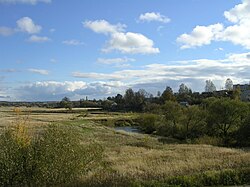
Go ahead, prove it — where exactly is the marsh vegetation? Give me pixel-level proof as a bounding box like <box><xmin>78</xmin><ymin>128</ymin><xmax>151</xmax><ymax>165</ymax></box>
<box><xmin>0</xmin><ymin>105</ymin><xmax>249</xmax><ymax>186</ymax></box>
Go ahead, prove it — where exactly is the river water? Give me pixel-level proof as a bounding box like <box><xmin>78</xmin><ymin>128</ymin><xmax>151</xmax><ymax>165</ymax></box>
<box><xmin>114</xmin><ymin>126</ymin><xmax>142</xmax><ymax>133</ymax></box>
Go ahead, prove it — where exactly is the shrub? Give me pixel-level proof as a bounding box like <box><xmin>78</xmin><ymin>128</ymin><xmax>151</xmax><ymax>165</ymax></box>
<box><xmin>237</xmin><ymin>115</ymin><xmax>250</xmax><ymax>146</ymax></box>
<box><xmin>0</xmin><ymin>124</ymin><xmax>103</xmax><ymax>186</ymax></box>
<box><xmin>193</xmin><ymin>135</ymin><xmax>223</xmax><ymax>146</ymax></box>
<box><xmin>137</xmin><ymin>114</ymin><xmax>158</xmax><ymax>134</ymax></box>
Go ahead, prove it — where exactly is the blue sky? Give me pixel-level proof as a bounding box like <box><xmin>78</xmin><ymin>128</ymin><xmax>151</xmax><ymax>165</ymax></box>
<box><xmin>0</xmin><ymin>0</ymin><xmax>250</xmax><ymax>101</ymax></box>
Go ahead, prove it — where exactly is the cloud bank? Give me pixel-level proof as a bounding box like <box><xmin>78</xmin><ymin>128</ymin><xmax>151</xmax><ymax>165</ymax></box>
<box><xmin>9</xmin><ymin>52</ymin><xmax>249</xmax><ymax>101</ymax></box>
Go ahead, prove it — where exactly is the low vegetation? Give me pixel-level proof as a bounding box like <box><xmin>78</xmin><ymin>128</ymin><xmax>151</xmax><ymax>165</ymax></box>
<box><xmin>0</xmin><ymin>121</ymin><xmax>103</xmax><ymax>186</ymax></box>
<box><xmin>0</xmin><ymin>95</ymin><xmax>250</xmax><ymax>186</ymax></box>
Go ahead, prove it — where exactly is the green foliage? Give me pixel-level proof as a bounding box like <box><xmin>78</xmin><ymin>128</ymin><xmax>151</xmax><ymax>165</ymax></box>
<box><xmin>232</xmin><ymin>86</ymin><xmax>241</xmax><ymax>100</ymax></box>
<box><xmin>161</xmin><ymin>86</ymin><xmax>176</xmax><ymax>103</ymax></box>
<box><xmin>179</xmin><ymin>105</ymin><xmax>206</xmax><ymax>140</ymax></box>
<box><xmin>60</xmin><ymin>97</ymin><xmax>73</xmax><ymax>110</ymax></box>
<box><xmin>134</xmin><ymin>97</ymin><xmax>250</xmax><ymax>146</ymax></box>
<box><xmin>162</xmin><ymin>101</ymin><xmax>182</xmax><ymax>127</ymax></box>
<box><xmin>143</xmin><ymin>102</ymin><xmax>161</xmax><ymax>113</ymax></box>
<box><xmin>137</xmin><ymin>113</ymin><xmax>159</xmax><ymax>134</ymax></box>
<box><xmin>139</xmin><ymin>169</ymin><xmax>250</xmax><ymax>187</ymax></box>
<box><xmin>178</xmin><ymin>83</ymin><xmax>192</xmax><ymax>95</ymax></box>
<box><xmin>0</xmin><ymin>124</ymin><xmax>103</xmax><ymax>186</ymax></box>
<box><xmin>160</xmin><ymin>101</ymin><xmax>183</xmax><ymax>138</ymax></box>
<box><xmin>237</xmin><ymin>115</ymin><xmax>250</xmax><ymax>146</ymax></box>
<box><xmin>84</xmin><ymin>168</ymin><xmax>250</xmax><ymax>187</ymax></box>
<box><xmin>193</xmin><ymin>135</ymin><xmax>223</xmax><ymax>146</ymax></box>
<box><xmin>124</xmin><ymin>88</ymin><xmax>147</xmax><ymax>111</ymax></box>
<box><xmin>206</xmin><ymin>98</ymin><xmax>248</xmax><ymax>145</ymax></box>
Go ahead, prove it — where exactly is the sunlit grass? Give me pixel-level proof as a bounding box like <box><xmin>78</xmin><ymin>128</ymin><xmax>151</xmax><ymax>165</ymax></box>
<box><xmin>0</xmin><ymin>106</ymin><xmax>249</xmax><ymax>186</ymax></box>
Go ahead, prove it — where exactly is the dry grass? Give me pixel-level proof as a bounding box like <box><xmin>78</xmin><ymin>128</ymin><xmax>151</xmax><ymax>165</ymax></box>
<box><xmin>0</xmin><ymin>106</ymin><xmax>249</xmax><ymax>185</ymax></box>
<box><xmin>0</xmin><ymin>107</ymin><xmax>138</xmax><ymax>129</ymax></box>
<box><xmin>0</xmin><ymin>107</ymin><xmax>92</xmax><ymax>128</ymax></box>
<box><xmin>79</xmin><ymin>122</ymin><xmax>250</xmax><ymax>182</ymax></box>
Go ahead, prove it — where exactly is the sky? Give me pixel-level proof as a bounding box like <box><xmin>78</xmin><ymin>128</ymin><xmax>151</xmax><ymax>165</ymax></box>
<box><xmin>0</xmin><ymin>0</ymin><xmax>250</xmax><ymax>101</ymax></box>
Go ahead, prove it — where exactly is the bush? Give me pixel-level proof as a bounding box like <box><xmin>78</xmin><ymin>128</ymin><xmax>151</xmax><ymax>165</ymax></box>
<box><xmin>137</xmin><ymin>114</ymin><xmax>159</xmax><ymax>134</ymax></box>
<box><xmin>193</xmin><ymin>135</ymin><xmax>223</xmax><ymax>146</ymax></box>
<box><xmin>0</xmin><ymin>124</ymin><xmax>103</xmax><ymax>186</ymax></box>
<box><xmin>237</xmin><ymin>115</ymin><xmax>250</xmax><ymax>146</ymax></box>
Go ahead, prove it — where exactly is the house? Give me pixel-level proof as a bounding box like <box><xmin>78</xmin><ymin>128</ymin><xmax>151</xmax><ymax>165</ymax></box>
<box><xmin>233</xmin><ymin>84</ymin><xmax>250</xmax><ymax>101</ymax></box>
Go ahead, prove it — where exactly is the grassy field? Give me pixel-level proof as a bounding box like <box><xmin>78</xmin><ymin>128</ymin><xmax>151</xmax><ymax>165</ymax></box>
<box><xmin>0</xmin><ymin>106</ymin><xmax>250</xmax><ymax>186</ymax></box>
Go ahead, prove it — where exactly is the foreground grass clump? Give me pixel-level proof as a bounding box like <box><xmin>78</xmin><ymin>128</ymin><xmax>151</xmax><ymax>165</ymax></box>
<box><xmin>0</xmin><ymin>124</ymin><xmax>102</xmax><ymax>187</ymax></box>
<box><xmin>82</xmin><ymin>168</ymin><xmax>250</xmax><ymax>187</ymax></box>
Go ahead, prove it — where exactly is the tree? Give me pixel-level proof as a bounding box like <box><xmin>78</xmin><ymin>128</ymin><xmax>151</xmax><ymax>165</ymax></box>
<box><xmin>161</xmin><ymin>86</ymin><xmax>176</xmax><ymax>103</ymax></box>
<box><xmin>232</xmin><ymin>85</ymin><xmax>241</xmax><ymax>100</ymax></box>
<box><xmin>60</xmin><ymin>97</ymin><xmax>72</xmax><ymax>110</ymax></box>
<box><xmin>237</xmin><ymin>114</ymin><xmax>250</xmax><ymax>146</ymax></box>
<box><xmin>205</xmin><ymin>80</ymin><xmax>216</xmax><ymax>92</ymax></box>
<box><xmin>180</xmin><ymin>105</ymin><xmax>206</xmax><ymax>140</ymax></box>
<box><xmin>225</xmin><ymin>78</ymin><xmax>233</xmax><ymax>90</ymax></box>
<box><xmin>134</xmin><ymin>90</ymin><xmax>146</xmax><ymax>111</ymax></box>
<box><xmin>114</xmin><ymin>94</ymin><xmax>123</xmax><ymax>104</ymax></box>
<box><xmin>161</xmin><ymin>101</ymin><xmax>182</xmax><ymax>136</ymax></box>
<box><xmin>123</xmin><ymin>88</ymin><xmax>146</xmax><ymax>111</ymax></box>
<box><xmin>124</xmin><ymin>88</ymin><xmax>135</xmax><ymax>111</ymax></box>
<box><xmin>177</xmin><ymin>83</ymin><xmax>192</xmax><ymax>103</ymax></box>
<box><xmin>206</xmin><ymin>98</ymin><xmax>248</xmax><ymax>145</ymax></box>
<box><xmin>178</xmin><ymin>83</ymin><xmax>191</xmax><ymax>94</ymax></box>
<box><xmin>157</xmin><ymin>91</ymin><xmax>161</xmax><ymax>97</ymax></box>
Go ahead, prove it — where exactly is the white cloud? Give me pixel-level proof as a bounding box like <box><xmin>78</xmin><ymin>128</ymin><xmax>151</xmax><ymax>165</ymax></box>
<box><xmin>28</xmin><ymin>35</ymin><xmax>51</xmax><ymax>42</ymax></box>
<box><xmin>103</xmin><ymin>32</ymin><xmax>160</xmax><ymax>54</ymax></box>
<box><xmin>72</xmin><ymin>52</ymin><xmax>250</xmax><ymax>94</ymax></box>
<box><xmin>139</xmin><ymin>12</ymin><xmax>171</xmax><ymax>23</ymax></box>
<box><xmin>16</xmin><ymin>17</ymin><xmax>42</xmax><ymax>34</ymax></box>
<box><xmin>28</xmin><ymin>68</ymin><xmax>49</xmax><ymax>75</ymax></box>
<box><xmin>62</xmin><ymin>39</ymin><xmax>84</xmax><ymax>46</ymax></box>
<box><xmin>6</xmin><ymin>52</ymin><xmax>250</xmax><ymax>101</ymax></box>
<box><xmin>97</xmin><ymin>57</ymin><xmax>134</xmax><ymax>68</ymax></box>
<box><xmin>177</xmin><ymin>0</ymin><xmax>250</xmax><ymax>49</ymax></box>
<box><xmin>0</xmin><ymin>17</ymin><xmax>44</xmax><ymax>38</ymax></box>
<box><xmin>84</xmin><ymin>19</ymin><xmax>159</xmax><ymax>54</ymax></box>
<box><xmin>224</xmin><ymin>0</ymin><xmax>250</xmax><ymax>23</ymax></box>
<box><xmin>0</xmin><ymin>0</ymin><xmax>51</xmax><ymax>5</ymax></box>
<box><xmin>97</xmin><ymin>57</ymin><xmax>135</xmax><ymax>64</ymax></box>
<box><xmin>83</xmin><ymin>20</ymin><xmax>126</xmax><ymax>34</ymax></box>
<box><xmin>177</xmin><ymin>24</ymin><xmax>224</xmax><ymax>49</ymax></box>
<box><xmin>0</xmin><ymin>26</ymin><xmax>15</xmax><ymax>36</ymax></box>
<box><xmin>72</xmin><ymin>72</ymin><xmax>123</xmax><ymax>80</ymax></box>
<box><xmin>220</xmin><ymin>21</ymin><xmax>250</xmax><ymax>49</ymax></box>
<box><xmin>219</xmin><ymin>0</ymin><xmax>250</xmax><ymax>49</ymax></box>
<box><xmin>215</xmin><ymin>47</ymin><xmax>224</xmax><ymax>51</ymax></box>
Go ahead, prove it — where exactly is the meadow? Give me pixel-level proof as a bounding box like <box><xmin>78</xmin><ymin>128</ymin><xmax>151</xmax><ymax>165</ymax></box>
<box><xmin>0</xmin><ymin>106</ymin><xmax>249</xmax><ymax>186</ymax></box>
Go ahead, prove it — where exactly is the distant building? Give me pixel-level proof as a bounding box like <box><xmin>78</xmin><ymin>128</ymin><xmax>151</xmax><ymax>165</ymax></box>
<box><xmin>233</xmin><ymin>84</ymin><xmax>250</xmax><ymax>91</ymax></box>
<box><xmin>233</xmin><ymin>84</ymin><xmax>250</xmax><ymax>101</ymax></box>
<box><xmin>201</xmin><ymin>90</ymin><xmax>229</xmax><ymax>98</ymax></box>
<box><xmin>179</xmin><ymin>101</ymin><xmax>189</xmax><ymax>107</ymax></box>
